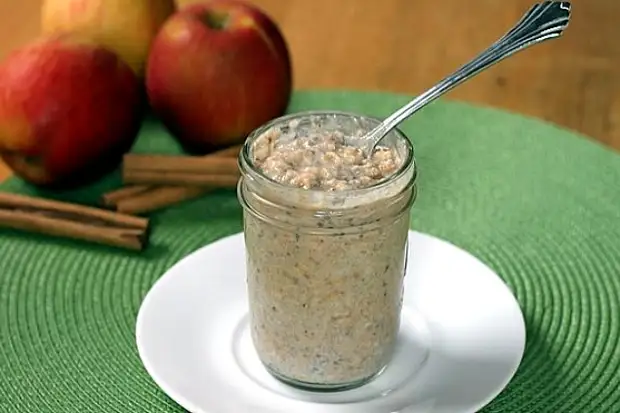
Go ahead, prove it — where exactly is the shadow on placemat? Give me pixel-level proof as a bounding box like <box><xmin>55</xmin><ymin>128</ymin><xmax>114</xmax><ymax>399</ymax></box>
<box><xmin>1</xmin><ymin>90</ymin><xmax>619</xmax><ymax>413</ymax></box>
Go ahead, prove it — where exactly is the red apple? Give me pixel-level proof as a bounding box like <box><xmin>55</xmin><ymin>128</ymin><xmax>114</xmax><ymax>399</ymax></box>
<box><xmin>146</xmin><ymin>0</ymin><xmax>292</xmax><ymax>153</ymax></box>
<box><xmin>0</xmin><ymin>35</ymin><xmax>144</xmax><ymax>188</ymax></box>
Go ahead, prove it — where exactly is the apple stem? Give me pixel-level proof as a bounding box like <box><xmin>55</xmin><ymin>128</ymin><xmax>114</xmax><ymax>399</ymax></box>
<box><xmin>203</xmin><ymin>11</ymin><xmax>229</xmax><ymax>30</ymax></box>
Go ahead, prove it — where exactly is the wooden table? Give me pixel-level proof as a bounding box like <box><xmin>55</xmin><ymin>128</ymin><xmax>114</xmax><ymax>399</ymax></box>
<box><xmin>1</xmin><ymin>0</ymin><xmax>618</xmax><ymax>182</ymax></box>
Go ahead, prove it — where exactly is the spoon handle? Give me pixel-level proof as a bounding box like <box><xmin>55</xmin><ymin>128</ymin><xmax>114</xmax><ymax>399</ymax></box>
<box><xmin>365</xmin><ymin>1</ymin><xmax>572</xmax><ymax>147</ymax></box>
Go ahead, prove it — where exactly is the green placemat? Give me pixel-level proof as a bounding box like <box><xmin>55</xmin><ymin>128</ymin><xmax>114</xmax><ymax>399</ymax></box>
<box><xmin>1</xmin><ymin>90</ymin><xmax>619</xmax><ymax>412</ymax></box>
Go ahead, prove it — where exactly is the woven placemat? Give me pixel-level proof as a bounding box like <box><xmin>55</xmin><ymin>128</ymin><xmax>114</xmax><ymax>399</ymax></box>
<box><xmin>1</xmin><ymin>90</ymin><xmax>619</xmax><ymax>412</ymax></box>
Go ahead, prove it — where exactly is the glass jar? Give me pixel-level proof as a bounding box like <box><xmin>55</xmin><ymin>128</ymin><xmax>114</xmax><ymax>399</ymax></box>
<box><xmin>237</xmin><ymin>111</ymin><xmax>417</xmax><ymax>391</ymax></box>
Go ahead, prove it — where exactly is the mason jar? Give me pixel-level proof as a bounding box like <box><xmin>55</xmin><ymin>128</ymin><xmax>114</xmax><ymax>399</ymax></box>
<box><xmin>237</xmin><ymin>110</ymin><xmax>417</xmax><ymax>391</ymax></box>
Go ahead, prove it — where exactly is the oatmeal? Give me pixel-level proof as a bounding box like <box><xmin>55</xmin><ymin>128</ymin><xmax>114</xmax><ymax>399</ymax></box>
<box><xmin>244</xmin><ymin>211</ymin><xmax>410</xmax><ymax>386</ymax></box>
<box><xmin>238</xmin><ymin>112</ymin><xmax>417</xmax><ymax>390</ymax></box>
<box><xmin>251</xmin><ymin>125</ymin><xmax>402</xmax><ymax>191</ymax></box>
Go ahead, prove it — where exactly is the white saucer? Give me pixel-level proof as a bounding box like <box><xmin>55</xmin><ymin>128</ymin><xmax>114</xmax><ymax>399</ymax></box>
<box><xmin>136</xmin><ymin>231</ymin><xmax>526</xmax><ymax>413</ymax></box>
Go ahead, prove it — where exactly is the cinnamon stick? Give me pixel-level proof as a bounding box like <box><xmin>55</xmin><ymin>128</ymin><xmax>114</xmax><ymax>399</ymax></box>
<box><xmin>0</xmin><ymin>192</ymin><xmax>150</xmax><ymax>251</ymax></box>
<box><xmin>126</xmin><ymin>154</ymin><xmax>240</xmax><ymax>175</ymax></box>
<box><xmin>123</xmin><ymin>154</ymin><xmax>240</xmax><ymax>186</ymax></box>
<box><xmin>103</xmin><ymin>144</ymin><xmax>242</xmax><ymax>214</ymax></box>
<box><xmin>199</xmin><ymin>144</ymin><xmax>243</xmax><ymax>158</ymax></box>
<box><xmin>105</xmin><ymin>185</ymin><xmax>214</xmax><ymax>215</ymax></box>
<box><xmin>125</xmin><ymin>170</ymin><xmax>239</xmax><ymax>187</ymax></box>
<box><xmin>114</xmin><ymin>186</ymin><xmax>209</xmax><ymax>214</ymax></box>
<box><xmin>101</xmin><ymin>185</ymin><xmax>152</xmax><ymax>207</ymax></box>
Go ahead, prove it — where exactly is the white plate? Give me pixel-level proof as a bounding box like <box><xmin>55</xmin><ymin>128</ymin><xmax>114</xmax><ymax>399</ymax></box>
<box><xmin>136</xmin><ymin>230</ymin><xmax>526</xmax><ymax>413</ymax></box>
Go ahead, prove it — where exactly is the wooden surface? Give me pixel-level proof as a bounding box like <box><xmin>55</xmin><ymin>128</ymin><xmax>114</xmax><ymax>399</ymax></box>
<box><xmin>1</xmin><ymin>0</ymin><xmax>618</xmax><ymax>182</ymax></box>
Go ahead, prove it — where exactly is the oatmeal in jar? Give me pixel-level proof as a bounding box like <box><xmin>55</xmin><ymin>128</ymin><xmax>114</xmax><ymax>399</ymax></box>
<box><xmin>237</xmin><ymin>111</ymin><xmax>417</xmax><ymax>391</ymax></box>
<box><xmin>251</xmin><ymin>125</ymin><xmax>402</xmax><ymax>191</ymax></box>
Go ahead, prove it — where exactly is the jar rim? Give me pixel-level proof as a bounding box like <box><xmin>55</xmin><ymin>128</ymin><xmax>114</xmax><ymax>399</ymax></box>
<box><xmin>238</xmin><ymin>110</ymin><xmax>417</xmax><ymax>205</ymax></box>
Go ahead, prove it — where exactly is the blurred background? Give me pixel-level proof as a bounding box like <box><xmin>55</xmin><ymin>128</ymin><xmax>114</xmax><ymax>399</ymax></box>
<box><xmin>0</xmin><ymin>0</ymin><xmax>617</xmax><ymax>173</ymax></box>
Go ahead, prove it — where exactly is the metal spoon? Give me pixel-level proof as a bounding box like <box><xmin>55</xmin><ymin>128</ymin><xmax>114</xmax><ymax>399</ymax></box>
<box><xmin>359</xmin><ymin>1</ymin><xmax>572</xmax><ymax>154</ymax></box>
